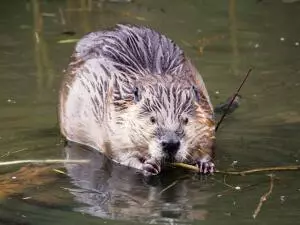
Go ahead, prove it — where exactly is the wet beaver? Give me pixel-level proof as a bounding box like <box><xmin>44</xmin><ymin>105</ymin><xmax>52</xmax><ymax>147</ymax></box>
<box><xmin>59</xmin><ymin>24</ymin><xmax>215</xmax><ymax>176</ymax></box>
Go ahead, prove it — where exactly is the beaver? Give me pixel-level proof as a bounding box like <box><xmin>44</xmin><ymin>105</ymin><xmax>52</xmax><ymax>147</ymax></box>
<box><xmin>59</xmin><ymin>24</ymin><xmax>215</xmax><ymax>176</ymax></box>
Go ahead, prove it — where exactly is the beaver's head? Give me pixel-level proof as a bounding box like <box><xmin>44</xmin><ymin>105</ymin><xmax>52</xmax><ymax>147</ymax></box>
<box><xmin>114</xmin><ymin>75</ymin><xmax>215</xmax><ymax>167</ymax></box>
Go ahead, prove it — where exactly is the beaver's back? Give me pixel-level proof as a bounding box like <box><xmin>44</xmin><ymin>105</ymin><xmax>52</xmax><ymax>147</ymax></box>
<box><xmin>65</xmin><ymin>25</ymin><xmax>211</xmax><ymax>108</ymax></box>
<box><xmin>73</xmin><ymin>24</ymin><xmax>185</xmax><ymax>78</ymax></box>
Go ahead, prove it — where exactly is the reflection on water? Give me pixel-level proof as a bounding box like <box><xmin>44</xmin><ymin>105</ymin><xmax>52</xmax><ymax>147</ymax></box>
<box><xmin>64</xmin><ymin>143</ymin><xmax>214</xmax><ymax>223</ymax></box>
<box><xmin>0</xmin><ymin>0</ymin><xmax>300</xmax><ymax>224</ymax></box>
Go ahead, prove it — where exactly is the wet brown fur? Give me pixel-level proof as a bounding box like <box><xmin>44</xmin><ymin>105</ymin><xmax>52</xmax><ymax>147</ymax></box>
<box><xmin>58</xmin><ymin>25</ymin><xmax>215</xmax><ymax>175</ymax></box>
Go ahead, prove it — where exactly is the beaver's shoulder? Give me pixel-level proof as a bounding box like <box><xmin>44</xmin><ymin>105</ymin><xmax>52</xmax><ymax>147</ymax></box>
<box><xmin>73</xmin><ymin>24</ymin><xmax>187</xmax><ymax>77</ymax></box>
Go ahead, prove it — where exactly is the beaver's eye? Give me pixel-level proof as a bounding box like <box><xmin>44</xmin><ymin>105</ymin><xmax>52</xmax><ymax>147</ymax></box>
<box><xmin>183</xmin><ymin>117</ymin><xmax>189</xmax><ymax>125</ymax></box>
<box><xmin>150</xmin><ymin>116</ymin><xmax>156</xmax><ymax>124</ymax></box>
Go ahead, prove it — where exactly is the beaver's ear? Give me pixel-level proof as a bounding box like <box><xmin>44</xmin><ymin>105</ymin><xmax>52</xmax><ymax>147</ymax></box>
<box><xmin>133</xmin><ymin>87</ymin><xmax>141</xmax><ymax>102</ymax></box>
<box><xmin>192</xmin><ymin>85</ymin><xmax>213</xmax><ymax>113</ymax></box>
<box><xmin>192</xmin><ymin>86</ymin><xmax>202</xmax><ymax>104</ymax></box>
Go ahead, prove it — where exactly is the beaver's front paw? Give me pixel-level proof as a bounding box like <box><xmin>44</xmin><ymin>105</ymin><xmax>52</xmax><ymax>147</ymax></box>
<box><xmin>142</xmin><ymin>159</ymin><xmax>161</xmax><ymax>176</ymax></box>
<box><xmin>195</xmin><ymin>158</ymin><xmax>215</xmax><ymax>174</ymax></box>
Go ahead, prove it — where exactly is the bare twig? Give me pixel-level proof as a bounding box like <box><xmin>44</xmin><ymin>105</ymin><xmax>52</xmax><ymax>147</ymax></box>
<box><xmin>217</xmin><ymin>166</ymin><xmax>300</xmax><ymax>175</ymax></box>
<box><xmin>0</xmin><ymin>148</ymin><xmax>28</xmax><ymax>158</ymax></box>
<box><xmin>0</xmin><ymin>159</ymin><xmax>89</xmax><ymax>166</ymax></box>
<box><xmin>215</xmin><ymin>68</ymin><xmax>253</xmax><ymax>131</ymax></box>
<box><xmin>171</xmin><ymin>163</ymin><xmax>199</xmax><ymax>171</ymax></box>
<box><xmin>211</xmin><ymin>176</ymin><xmax>236</xmax><ymax>190</ymax></box>
<box><xmin>158</xmin><ymin>181</ymin><xmax>178</xmax><ymax>195</ymax></box>
<box><xmin>58</xmin><ymin>7</ymin><xmax>66</xmax><ymax>26</ymax></box>
<box><xmin>57</xmin><ymin>39</ymin><xmax>79</xmax><ymax>44</ymax></box>
<box><xmin>252</xmin><ymin>174</ymin><xmax>275</xmax><ymax>219</ymax></box>
<box><xmin>171</xmin><ymin>163</ymin><xmax>300</xmax><ymax>175</ymax></box>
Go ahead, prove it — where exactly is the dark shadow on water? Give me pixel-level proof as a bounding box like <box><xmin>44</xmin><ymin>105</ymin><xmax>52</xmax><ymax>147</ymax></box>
<box><xmin>64</xmin><ymin>142</ymin><xmax>214</xmax><ymax>223</ymax></box>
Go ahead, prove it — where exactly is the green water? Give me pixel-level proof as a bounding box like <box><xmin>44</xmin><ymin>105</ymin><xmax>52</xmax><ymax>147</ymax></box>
<box><xmin>0</xmin><ymin>0</ymin><xmax>300</xmax><ymax>224</ymax></box>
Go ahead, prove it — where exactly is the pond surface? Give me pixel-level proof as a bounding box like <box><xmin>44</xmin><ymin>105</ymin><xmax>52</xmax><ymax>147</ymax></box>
<box><xmin>0</xmin><ymin>0</ymin><xmax>300</xmax><ymax>224</ymax></box>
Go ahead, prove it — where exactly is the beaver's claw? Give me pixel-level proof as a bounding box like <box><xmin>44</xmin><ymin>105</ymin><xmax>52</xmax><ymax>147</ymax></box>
<box><xmin>195</xmin><ymin>158</ymin><xmax>215</xmax><ymax>174</ymax></box>
<box><xmin>142</xmin><ymin>159</ymin><xmax>161</xmax><ymax>176</ymax></box>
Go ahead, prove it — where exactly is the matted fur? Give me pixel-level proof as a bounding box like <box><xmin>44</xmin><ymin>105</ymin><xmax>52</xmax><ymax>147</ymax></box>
<box><xmin>59</xmin><ymin>24</ymin><xmax>215</xmax><ymax>174</ymax></box>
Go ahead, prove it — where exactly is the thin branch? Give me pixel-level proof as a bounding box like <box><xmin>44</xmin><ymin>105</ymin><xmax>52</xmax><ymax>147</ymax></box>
<box><xmin>216</xmin><ymin>166</ymin><xmax>300</xmax><ymax>175</ymax></box>
<box><xmin>215</xmin><ymin>68</ymin><xmax>253</xmax><ymax>131</ymax></box>
<box><xmin>252</xmin><ymin>174</ymin><xmax>275</xmax><ymax>219</ymax></box>
<box><xmin>0</xmin><ymin>148</ymin><xmax>28</xmax><ymax>158</ymax></box>
<box><xmin>171</xmin><ymin>163</ymin><xmax>300</xmax><ymax>175</ymax></box>
<box><xmin>211</xmin><ymin>176</ymin><xmax>236</xmax><ymax>190</ymax></box>
<box><xmin>58</xmin><ymin>7</ymin><xmax>66</xmax><ymax>26</ymax></box>
<box><xmin>0</xmin><ymin>159</ymin><xmax>89</xmax><ymax>166</ymax></box>
<box><xmin>158</xmin><ymin>181</ymin><xmax>179</xmax><ymax>195</ymax></box>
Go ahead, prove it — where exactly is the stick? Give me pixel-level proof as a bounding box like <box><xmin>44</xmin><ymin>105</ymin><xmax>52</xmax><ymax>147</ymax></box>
<box><xmin>0</xmin><ymin>159</ymin><xmax>89</xmax><ymax>166</ymax></box>
<box><xmin>252</xmin><ymin>174</ymin><xmax>274</xmax><ymax>219</ymax></box>
<box><xmin>215</xmin><ymin>68</ymin><xmax>253</xmax><ymax>131</ymax></box>
<box><xmin>171</xmin><ymin>163</ymin><xmax>300</xmax><ymax>175</ymax></box>
<box><xmin>58</xmin><ymin>7</ymin><xmax>66</xmax><ymax>26</ymax></box>
<box><xmin>158</xmin><ymin>181</ymin><xmax>178</xmax><ymax>195</ymax></box>
<box><xmin>0</xmin><ymin>148</ymin><xmax>28</xmax><ymax>158</ymax></box>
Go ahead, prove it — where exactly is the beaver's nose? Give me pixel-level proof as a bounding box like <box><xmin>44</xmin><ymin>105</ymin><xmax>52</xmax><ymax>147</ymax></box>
<box><xmin>161</xmin><ymin>140</ymin><xmax>180</xmax><ymax>156</ymax></box>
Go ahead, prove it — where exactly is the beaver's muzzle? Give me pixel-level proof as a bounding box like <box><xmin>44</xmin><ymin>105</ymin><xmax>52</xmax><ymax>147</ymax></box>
<box><xmin>160</xmin><ymin>131</ymin><xmax>180</xmax><ymax>159</ymax></box>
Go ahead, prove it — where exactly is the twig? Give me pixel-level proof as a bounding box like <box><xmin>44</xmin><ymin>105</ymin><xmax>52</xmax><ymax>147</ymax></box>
<box><xmin>53</xmin><ymin>168</ymin><xmax>67</xmax><ymax>175</ymax></box>
<box><xmin>142</xmin><ymin>180</ymin><xmax>179</xmax><ymax>207</ymax></box>
<box><xmin>0</xmin><ymin>159</ymin><xmax>89</xmax><ymax>166</ymax></box>
<box><xmin>171</xmin><ymin>163</ymin><xmax>300</xmax><ymax>175</ymax></box>
<box><xmin>171</xmin><ymin>163</ymin><xmax>199</xmax><ymax>171</ymax></box>
<box><xmin>211</xmin><ymin>176</ymin><xmax>236</xmax><ymax>190</ymax></box>
<box><xmin>215</xmin><ymin>68</ymin><xmax>253</xmax><ymax>131</ymax></box>
<box><xmin>158</xmin><ymin>181</ymin><xmax>178</xmax><ymax>195</ymax></box>
<box><xmin>216</xmin><ymin>166</ymin><xmax>300</xmax><ymax>175</ymax></box>
<box><xmin>0</xmin><ymin>148</ymin><xmax>28</xmax><ymax>158</ymax></box>
<box><xmin>57</xmin><ymin>39</ymin><xmax>79</xmax><ymax>44</ymax></box>
<box><xmin>58</xmin><ymin>7</ymin><xmax>66</xmax><ymax>26</ymax></box>
<box><xmin>252</xmin><ymin>174</ymin><xmax>275</xmax><ymax>219</ymax></box>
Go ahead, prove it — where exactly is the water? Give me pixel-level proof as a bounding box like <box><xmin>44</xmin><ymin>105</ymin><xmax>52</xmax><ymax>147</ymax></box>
<box><xmin>0</xmin><ymin>0</ymin><xmax>300</xmax><ymax>224</ymax></box>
